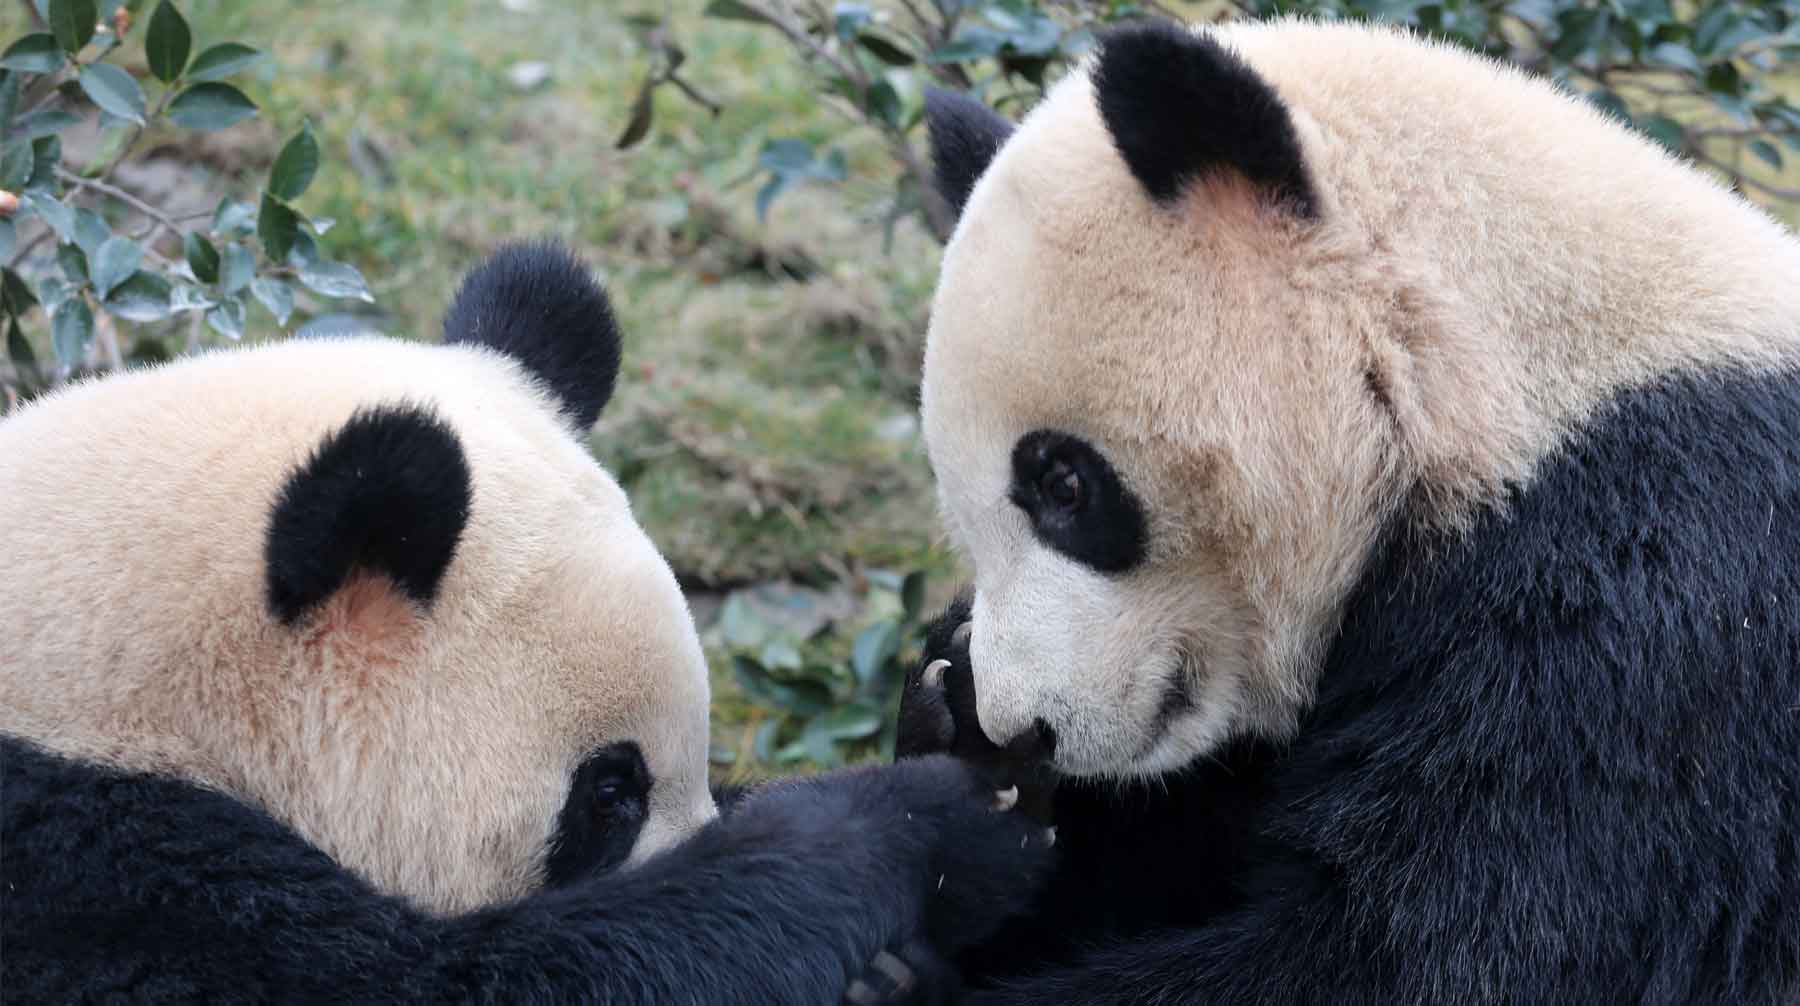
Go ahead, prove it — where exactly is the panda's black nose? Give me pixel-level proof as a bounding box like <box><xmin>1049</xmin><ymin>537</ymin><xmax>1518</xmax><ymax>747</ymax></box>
<box><xmin>1002</xmin><ymin>719</ymin><xmax>1057</xmax><ymax>763</ymax></box>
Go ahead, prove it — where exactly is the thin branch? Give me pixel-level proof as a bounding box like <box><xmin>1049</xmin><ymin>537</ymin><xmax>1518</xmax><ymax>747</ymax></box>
<box><xmin>55</xmin><ymin>168</ymin><xmax>187</xmax><ymax>241</ymax></box>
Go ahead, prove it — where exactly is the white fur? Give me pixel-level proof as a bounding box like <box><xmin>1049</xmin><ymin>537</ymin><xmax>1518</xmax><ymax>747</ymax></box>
<box><xmin>922</xmin><ymin>19</ymin><xmax>1800</xmax><ymax>780</ymax></box>
<box><xmin>0</xmin><ymin>335</ymin><xmax>717</xmax><ymax>912</ymax></box>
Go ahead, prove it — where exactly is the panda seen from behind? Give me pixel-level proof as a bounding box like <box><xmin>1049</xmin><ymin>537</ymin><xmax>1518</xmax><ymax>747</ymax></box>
<box><xmin>0</xmin><ymin>241</ymin><xmax>1052</xmax><ymax>1004</ymax></box>
<box><xmin>896</xmin><ymin>17</ymin><xmax>1800</xmax><ymax>1006</ymax></box>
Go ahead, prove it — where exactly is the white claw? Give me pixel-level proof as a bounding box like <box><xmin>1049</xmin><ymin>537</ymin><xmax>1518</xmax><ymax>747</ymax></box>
<box><xmin>921</xmin><ymin>659</ymin><xmax>950</xmax><ymax>688</ymax></box>
<box><xmin>937</xmin><ymin>873</ymin><xmax>946</xmax><ymax>891</ymax></box>
<box><xmin>993</xmin><ymin>785</ymin><xmax>1019</xmax><ymax>811</ymax></box>
<box><xmin>1045</xmin><ymin>826</ymin><xmax>1058</xmax><ymax>847</ymax></box>
<box><xmin>845</xmin><ymin>978</ymin><xmax>880</xmax><ymax>1005</ymax></box>
<box><xmin>951</xmin><ymin>620</ymin><xmax>974</xmax><ymax>649</ymax></box>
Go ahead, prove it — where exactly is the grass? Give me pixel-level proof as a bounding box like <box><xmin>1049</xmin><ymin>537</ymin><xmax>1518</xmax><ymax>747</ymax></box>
<box><xmin>4</xmin><ymin>0</ymin><xmax>1796</xmax><ymax>780</ymax></box>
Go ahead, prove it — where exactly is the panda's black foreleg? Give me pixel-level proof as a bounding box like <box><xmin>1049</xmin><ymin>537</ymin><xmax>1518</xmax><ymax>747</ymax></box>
<box><xmin>2</xmin><ymin>734</ymin><xmax>1053</xmax><ymax>1006</ymax></box>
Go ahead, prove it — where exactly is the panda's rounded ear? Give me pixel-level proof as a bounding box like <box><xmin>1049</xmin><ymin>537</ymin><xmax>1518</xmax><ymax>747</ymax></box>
<box><xmin>441</xmin><ymin>240</ymin><xmax>621</xmax><ymax>432</ymax></box>
<box><xmin>924</xmin><ymin>87</ymin><xmax>1015</xmax><ymax>225</ymax></box>
<box><xmin>1093</xmin><ymin>19</ymin><xmax>1318</xmax><ymax>216</ymax></box>
<box><xmin>264</xmin><ymin>404</ymin><xmax>472</xmax><ymax>627</ymax></box>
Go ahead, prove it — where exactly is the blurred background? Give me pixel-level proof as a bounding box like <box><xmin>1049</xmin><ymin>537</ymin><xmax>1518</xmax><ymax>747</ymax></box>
<box><xmin>2</xmin><ymin>0</ymin><xmax>1795</xmax><ymax>783</ymax></box>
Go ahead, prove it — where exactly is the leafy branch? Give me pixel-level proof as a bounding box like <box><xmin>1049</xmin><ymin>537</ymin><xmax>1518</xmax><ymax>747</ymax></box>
<box><xmin>2</xmin><ymin>0</ymin><xmax>374</xmax><ymax>407</ymax></box>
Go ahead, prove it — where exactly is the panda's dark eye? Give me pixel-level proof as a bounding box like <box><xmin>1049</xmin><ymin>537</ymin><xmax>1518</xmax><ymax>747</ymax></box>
<box><xmin>545</xmin><ymin>741</ymin><xmax>651</xmax><ymax>888</ymax></box>
<box><xmin>1039</xmin><ymin>460</ymin><xmax>1084</xmax><ymax>510</ymax></box>
<box><xmin>1008</xmin><ymin>430</ymin><xmax>1148</xmax><ymax>575</ymax></box>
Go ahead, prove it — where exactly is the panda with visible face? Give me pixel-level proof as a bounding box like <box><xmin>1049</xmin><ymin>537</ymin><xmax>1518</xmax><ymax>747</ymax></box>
<box><xmin>0</xmin><ymin>241</ymin><xmax>1052</xmax><ymax>1004</ymax></box>
<box><xmin>897</xmin><ymin>17</ymin><xmax>1800</xmax><ymax>1005</ymax></box>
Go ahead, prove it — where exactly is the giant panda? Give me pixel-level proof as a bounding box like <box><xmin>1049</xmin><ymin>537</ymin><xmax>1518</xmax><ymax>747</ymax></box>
<box><xmin>893</xmin><ymin>16</ymin><xmax>1800</xmax><ymax>1005</ymax></box>
<box><xmin>0</xmin><ymin>240</ymin><xmax>1053</xmax><ymax>1004</ymax></box>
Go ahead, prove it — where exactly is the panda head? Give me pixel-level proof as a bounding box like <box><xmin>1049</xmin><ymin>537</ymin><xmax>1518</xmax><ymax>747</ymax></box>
<box><xmin>920</xmin><ymin>19</ymin><xmax>1800</xmax><ymax>780</ymax></box>
<box><xmin>0</xmin><ymin>242</ymin><xmax>715</xmax><ymax>912</ymax></box>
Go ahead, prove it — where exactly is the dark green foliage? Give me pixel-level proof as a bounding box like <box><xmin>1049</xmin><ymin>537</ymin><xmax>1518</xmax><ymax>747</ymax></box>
<box><xmin>656</xmin><ymin>0</ymin><xmax>1795</xmax><ymax>242</ymax></box>
<box><xmin>1</xmin><ymin>1</ymin><xmax>373</xmax><ymax>407</ymax></box>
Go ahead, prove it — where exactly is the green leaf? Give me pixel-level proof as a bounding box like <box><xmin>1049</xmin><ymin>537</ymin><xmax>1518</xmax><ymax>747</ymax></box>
<box><xmin>900</xmin><ymin>570</ymin><xmax>927</xmax><ymax>622</ymax></box>
<box><xmin>799</xmin><ymin>719</ymin><xmax>842</xmax><ymax>766</ymax></box>
<box><xmin>296</xmin><ymin>258</ymin><xmax>374</xmax><ymax>302</ymax></box>
<box><xmin>72</xmin><ymin>207</ymin><xmax>108</xmax><ymax>258</ymax></box>
<box><xmin>145</xmin><ymin>0</ymin><xmax>192</xmax><ymax>84</ymax></box>
<box><xmin>102</xmin><ymin>269</ymin><xmax>172</xmax><ymax>321</ymax></box>
<box><xmin>25</xmin><ymin>135</ymin><xmax>59</xmax><ymax>191</ymax></box>
<box><xmin>268</xmin><ymin>125</ymin><xmax>320</xmax><ymax>201</ymax></box>
<box><xmin>249</xmin><ymin>275</ymin><xmax>293</xmax><ymax>325</ymax></box>
<box><xmin>615</xmin><ymin>81</ymin><xmax>654</xmax><ymax>150</ymax></box>
<box><xmin>212</xmin><ymin>197</ymin><xmax>256</xmax><ymax>235</ymax></box>
<box><xmin>701</xmin><ymin>0</ymin><xmax>773</xmax><ymax>24</ymax></box>
<box><xmin>168</xmin><ymin>281</ymin><xmax>213</xmax><ymax>313</ymax></box>
<box><xmin>732</xmin><ymin>655</ymin><xmax>830</xmax><ymax>716</ymax></box>
<box><xmin>90</xmin><ymin>235</ymin><xmax>139</xmax><ymax>297</ymax></box>
<box><xmin>929</xmin><ymin>25</ymin><xmax>1007</xmax><ymax>62</ymax></box>
<box><xmin>1647</xmin><ymin>41</ymin><xmax>1701</xmax><ymax>73</ymax></box>
<box><xmin>0</xmin><ymin>142</ymin><xmax>31</xmax><ymax>190</ymax></box>
<box><xmin>184</xmin><ymin>42</ymin><xmax>263</xmax><ymax>82</ymax></box>
<box><xmin>183</xmin><ymin>231</ymin><xmax>219</xmax><ymax>283</ymax></box>
<box><xmin>857</xmin><ymin>33</ymin><xmax>916</xmax><ymax>66</ymax></box>
<box><xmin>50</xmin><ymin>295</ymin><xmax>92</xmax><ymax>365</ymax></box>
<box><xmin>0</xmin><ymin>69</ymin><xmax>18</xmax><ymax>133</ymax></box>
<box><xmin>1750</xmin><ymin>139</ymin><xmax>1783</xmax><ymax>168</ymax></box>
<box><xmin>832</xmin><ymin>2</ymin><xmax>872</xmax><ymax>39</ymax></box>
<box><xmin>0</xmin><ymin>218</ymin><xmax>12</xmax><ymax>262</ymax></box>
<box><xmin>219</xmin><ymin>241</ymin><xmax>253</xmax><ymax>293</ymax></box>
<box><xmin>0</xmin><ymin>34</ymin><xmax>67</xmax><ymax>74</ymax></box>
<box><xmin>285</xmin><ymin>228</ymin><xmax>319</xmax><ymax>267</ymax></box>
<box><xmin>807</xmin><ymin>701</ymin><xmax>885</xmax><ymax>741</ymax></box>
<box><xmin>56</xmin><ymin>240</ymin><xmax>86</xmax><ymax>282</ymax></box>
<box><xmin>850</xmin><ymin>620</ymin><xmax>902</xmax><ymax>685</ymax></box>
<box><xmin>205</xmin><ymin>293</ymin><xmax>244</xmax><ymax>339</ymax></box>
<box><xmin>257</xmin><ymin>192</ymin><xmax>300</xmax><ymax>262</ymax></box>
<box><xmin>23</xmin><ymin>191</ymin><xmax>75</xmax><ymax>241</ymax></box>
<box><xmin>49</xmin><ymin>0</ymin><xmax>98</xmax><ymax>55</ymax></box>
<box><xmin>77</xmin><ymin>63</ymin><xmax>146</xmax><ymax>125</ymax></box>
<box><xmin>1638</xmin><ymin>114</ymin><xmax>1686</xmax><ymax>151</ymax></box>
<box><xmin>15</xmin><ymin>107</ymin><xmax>79</xmax><ymax>141</ymax></box>
<box><xmin>2</xmin><ymin>267</ymin><xmax>39</xmax><ymax>315</ymax></box>
<box><xmin>759</xmin><ymin>638</ymin><xmax>805</xmax><ymax>673</ymax></box>
<box><xmin>7</xmin><ymin>316</ymin><xmax>38</xmax><ymax>378</ymax></box>
<box><xmin>167</xmin><ymin>82</ymin><xmax>257</xmax><ymax>131</ymax></box>
<box><xmin>866</xmin><ymin>78</ymin><xmax>902</xmax><ymax>128</ymax></box>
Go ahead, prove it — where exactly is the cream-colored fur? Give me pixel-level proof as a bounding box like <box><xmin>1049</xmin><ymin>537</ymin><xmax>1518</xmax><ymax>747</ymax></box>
<box><xmin>0</xmin><ymin>336</ymin><xmax>717</xmax><ymax>913</ymax></box>
<box><xmin>922</xmin><ymin>18</ymin><xmax>1800</xmax><ymax>778</ymax></box>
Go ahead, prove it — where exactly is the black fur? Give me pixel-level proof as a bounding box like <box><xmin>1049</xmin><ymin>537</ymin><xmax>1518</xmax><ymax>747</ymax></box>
<box><xmin>264</xmin><ymin>404</ymin><xmax>472</xmax><ymax>625</ymax></box>
<box><xmin>442</xmin><ymin>240</ymin><xmax>622</xmax><ymax>430</ymax></box>
<box><xmin>1093</xmin><ymin>20</ymin><xmax>1317</xmax><ymax>215</ymax></box>
<box><xmin>1</xmin><ymin>736</ymin><xmax>1054</xmax><ymax>1005</ymax></box>
<box><xmin>1009</xmin><ymin>430</ymin><xmax>1148</xmax><ymax>575</ymax></box>
<box><xmin>903</xmin><ymin>367</ymin><xmax>1800</xmax><ymax>1004</ymax></box>
<box><xmin>544</xmin><ymin>741</ymin><xmax>652</xmax><ymax>888</ymax></box>
<box><xmin>923</xmin><ymin>87</ymin><xmax>1015</xmax><ymax>222</ymax></box>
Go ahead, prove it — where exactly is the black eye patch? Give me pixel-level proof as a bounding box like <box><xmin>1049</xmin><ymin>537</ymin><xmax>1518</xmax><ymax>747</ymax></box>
<box><xmin>544</xmin><ymin>741</ymin><xmax>652</xmax><ymax>888</ymax></box>
<box><xmin>1008</xmin><ymin>430</ymin><xmax>1148</xmax><ymax>574</ymax></box>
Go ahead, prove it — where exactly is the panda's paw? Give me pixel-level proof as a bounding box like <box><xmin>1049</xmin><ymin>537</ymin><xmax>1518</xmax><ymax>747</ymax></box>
<box><xmin>897</xmin><ymin>592</ymin><xmax>1059</xmax><ymax>826</ymax></box>
<box><xmin>896</xmin><ymin>592</ymin><xmax>985</xmax><ymax>764</ymax></box>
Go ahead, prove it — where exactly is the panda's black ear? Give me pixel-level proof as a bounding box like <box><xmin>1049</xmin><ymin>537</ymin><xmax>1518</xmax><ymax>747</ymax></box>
<box><xmin>924</xmin><ymin>87</ymin><xmax>1015</xmax><ymax>223</ymax></box>
<box><xmin>1093</xmin><ymin>19</ymin><xmax>1317</xmax><ymax>216</ymax></box>
<box><xmin>264</xmin><ymin>405</ymin><xmax>473</xmax><ymax>626</ymax></box>
<box><xmin>442</xmin><ymin>240</ymin><xmax>621</xmax><ymax>431</ymax></box>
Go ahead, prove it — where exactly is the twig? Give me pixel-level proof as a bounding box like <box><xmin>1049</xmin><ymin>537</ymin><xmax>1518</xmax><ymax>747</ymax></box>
<box><xmin>55</xmin><ymin>168</ymin><xmax>187</xmax><ymax>241</ymax></box>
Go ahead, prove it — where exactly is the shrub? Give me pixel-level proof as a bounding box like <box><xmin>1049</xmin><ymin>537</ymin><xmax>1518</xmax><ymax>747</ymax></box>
<box><xmin>637</xmin><ymin>0</ymin><xmax>1796</xmax><ymax>243</ymax></box>
<box><xmin>1</xmin><ymin>0</ymin><xmax>373</xmax><ymax>410</ymax></box>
